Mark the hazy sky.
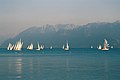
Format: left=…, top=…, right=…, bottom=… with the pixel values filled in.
left=0, top=0, right=120, bottom=36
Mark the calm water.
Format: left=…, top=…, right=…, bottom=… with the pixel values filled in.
left=0, top=48, right=120, bottom=80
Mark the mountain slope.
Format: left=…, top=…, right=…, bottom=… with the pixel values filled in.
left=1, top=21, right=120, bottom=48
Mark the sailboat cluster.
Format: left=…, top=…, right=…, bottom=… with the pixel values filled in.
left=7, top=38, right=113, bottom=51
left=7, top=39, right=70, bottom=51
left=7, top=39, right=23, bottom=51
left=93, top=39, right=113, bottom=51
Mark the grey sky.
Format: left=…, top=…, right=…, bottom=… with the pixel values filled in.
left=0, top=0, right=120, bottom=36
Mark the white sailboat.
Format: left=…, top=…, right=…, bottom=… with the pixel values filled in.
left=50, top=46, right=52, bottom=49
left=36, top=43, right=41, bottom=50
left=10, top=44, right=14, bottom=50
left=7, top=43, right=14, bottom=50
left=64, top=41, right=69, bottom=51
left=7, top=43, right=12, bottom=50
left=14, top=39, right=23, bottom=51
left=111, top=46, right=113, bottom=48
left=62, top=45, right=65, bottom=49
left=91, top=46, right=93, bottom=48
left=27, top=43, right=33, bottom=50
left=98, top=45, right=102, bottom=50
left=40, top=45, right=44, bottom=50
left=102, top=39, right=109, bottom=50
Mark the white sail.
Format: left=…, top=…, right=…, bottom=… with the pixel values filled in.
left=98, top=45, right=102, bottom=50
left=64, top=41, right=69, bottom=50
left=62, top=45, right=64, bottom=49
left=27, top=43, right=33, bottom=50
left=7, top=43, right=14, bottom=50
left=66, top=42, right=69, bottom=49
left=14, top=39, right=23, bottom=51
left=40, top=45, right=44, bottom=50
left=111, top=46, right=113, bottom=48
left=36, top=43, right=41, bottom=50
left=91, top=46, right=93, bottom=48
left=7, top=43, right=11, bottom=50
left=50, top=46, right=52, bottom=49
left=27, top=45, right=29, bottom=49
left=10, top=44, right=14, bottom=50
left=102, top=39, right=109, bottom=50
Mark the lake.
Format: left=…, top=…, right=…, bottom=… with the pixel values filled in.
left=0, top=48, right=120, bottom=80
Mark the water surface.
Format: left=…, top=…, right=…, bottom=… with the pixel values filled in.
left=0, top=48, right=120, bottom=80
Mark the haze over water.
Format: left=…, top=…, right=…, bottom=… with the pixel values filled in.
left=0, top=0, right=120, bottom=36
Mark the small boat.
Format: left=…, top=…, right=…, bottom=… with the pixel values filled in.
left=91, top=46, right=93, bottom=48
left=102, top=39, right=109, bottom=50
left=7, top=43, right=14, bottom=50
left=40, top=45, right=44, bottom=50
left=98, top=45, right=102, bottom=50
left=27, top=43, right=33, bottom=50
left=36, top=43, right=41, bottom=50
left=111, top=46, right=113, bottom=48
left=7, top=43, right=12, bottom=50
left=64, top=41, right=69, bottom=51
left=62, top=45, right=64, bottom=49
left=50, top=46, right=52, bottom=49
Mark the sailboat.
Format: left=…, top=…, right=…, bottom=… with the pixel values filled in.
left=7, top=43, right=14, bottom=50
left=64, top=41, right=70, bottom=51
left=102, top=39, right=109, bottom=50
left=27, top=43, right=33, bottom=50
left=40, top=45, right=44, bottom=50
left=111, top=46, right=113, bottom=48
left=91, top=46, right=93, bottom=48
left=14, top=39, right=23, bottom=51
left=98, top=45, right=102, bottom=50
left=36, top=43, right=41, bottom=50
left=7, top=43, right=12, bottom=50
left=62, top=45, right=65, bottom=49
left=50, top=46, right=52, bottom=49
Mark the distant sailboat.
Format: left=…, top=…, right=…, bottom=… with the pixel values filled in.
left=7, top=43, right=14, bottom=50
left=91, top=46, right=93, bottom=48
left=27, top=43, right=33, bottom=50
left=111, top=46, right=113, bottom=48
left=64, top=41, right=69, bottom=51
left=40, top=45, right=44, bottom=50
left=62, top=45, right=65, bottom=49
left=14, top=39, right=23, bottom=51
left=102, top=39, right=109, bottom=50
left=7, top=43, right=12, bottom=50
left=50, top=46, right=52, bottom=49
left=36, top=43, right=41, bottom=50
left=98, top=45, right=102, bottom=50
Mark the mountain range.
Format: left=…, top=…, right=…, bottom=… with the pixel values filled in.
left=1, top=20, right=120, bottom=48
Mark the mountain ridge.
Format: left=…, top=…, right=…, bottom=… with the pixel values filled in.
left=1, top=21, right=120, bottom=48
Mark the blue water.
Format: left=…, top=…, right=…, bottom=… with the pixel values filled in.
left=0, top=48, right=120, bottom=80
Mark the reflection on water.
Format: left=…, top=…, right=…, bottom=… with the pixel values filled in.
left=0, top=50, right=120, bottom=80
left=15, top=58, right=22, bottom=78
left=8, top=58, right=23, bottom=79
